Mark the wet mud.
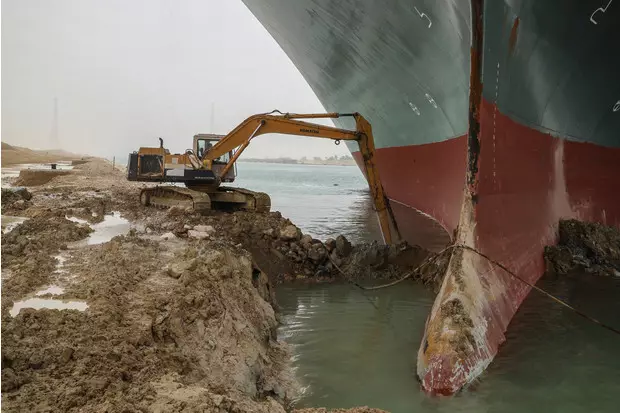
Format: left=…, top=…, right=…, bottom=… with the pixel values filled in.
left=2, top=158, right=413, bottom=412
left=544, top=219, right=620, bottom=277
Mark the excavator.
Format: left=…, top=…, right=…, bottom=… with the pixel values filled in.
left=126, top=111, right=398, bottom=243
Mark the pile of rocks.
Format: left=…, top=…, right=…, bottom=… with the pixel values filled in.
left=212, top=211, right=356, bottom=280
left=133, top=208, right=429, bottom=284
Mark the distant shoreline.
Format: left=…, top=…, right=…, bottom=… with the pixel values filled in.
left=238, top=158, right=357, bottom=167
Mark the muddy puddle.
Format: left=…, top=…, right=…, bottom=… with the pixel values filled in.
left=35, top=285, right=65, bottom=296
left=1, top=216, right=29, bottom=234
left=9, top=297, right=88, bottom=317
left=68, top=211, right=130, bottom=246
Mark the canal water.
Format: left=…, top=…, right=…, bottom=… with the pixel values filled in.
left=233, top=162, right=620, bottom=412
left=232, top=161, right=382, bottom=244
left=277, top=276, right=620, bottom=412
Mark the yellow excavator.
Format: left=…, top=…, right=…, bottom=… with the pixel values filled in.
left=127, top=111, right=398, bottom=243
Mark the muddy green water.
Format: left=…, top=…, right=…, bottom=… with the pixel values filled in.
left=235, top=163, right=619, bottom=411
left=277, top=276, right=620, bottom=412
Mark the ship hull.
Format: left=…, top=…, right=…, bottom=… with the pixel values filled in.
left=243, top=0, right=620, bottom=394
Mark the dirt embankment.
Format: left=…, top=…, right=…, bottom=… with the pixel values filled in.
left=2, top=234, right=293, bottom=412
left=3, top=157, right=412, bottom=412
left=1, top=141, right=84, bottom=166
left=1, top=159, right=296, bottom=412
left=14, top=169, right=73, bottom=186
left=544, top=219, right=620, bottom=277
left=135, top=208, right=433, bottom=287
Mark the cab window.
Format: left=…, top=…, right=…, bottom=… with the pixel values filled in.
left=196, top=139, right=211, bottom=158
left=197, top=139, right=230, bottom=163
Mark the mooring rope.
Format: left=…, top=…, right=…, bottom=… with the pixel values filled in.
left=329, top=244, right=620, bottom=336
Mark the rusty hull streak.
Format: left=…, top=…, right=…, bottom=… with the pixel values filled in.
left=467, top=0, right=484, bottom=197
left=509, top=17, right=520, bottom=55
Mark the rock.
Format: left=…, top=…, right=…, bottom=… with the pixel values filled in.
left=270, top=248, right=284, bottom=260
left=15, top=187, right=32, bottom=201
left=314, top=265, right=330, bottom=277
left=167, top=259, right=197, bottom=279
left=289, top=242, right=301, bottom=253
left=300, top=234, right=313, bottom=246
left=325, top=238, right=336, bottom=252
left=167, top=206, right=185, bottom=216
left=87, top=377, right=110, bottom=391
left=307, top=243, right=327, bottom=264
left=1, top=368, right=18, bottom=392
left=335, top=235, right=352, bottom=257
left=188, top=230, right=209, bottom=240
left=263, top=228, right=275, bottom=237
left=60, top=347, right=74, bottom=364
left=194, top=225, right=215, bottom=234
left=286, top=250, right=301, bottom=263
left=160, top=232, right=176, bottom=240
left=212, top=394, right=224, bottom=407
left=329, top=250, right=342, bottom=267
left=13, top=200, right=26, bottom=209
left=231, top=224, right=244, bottom=237
left=279, top=225, right=301, bottom=241
left=183, top=224, right=192, bottom=230
left=146, top=227, right=153, bottom=234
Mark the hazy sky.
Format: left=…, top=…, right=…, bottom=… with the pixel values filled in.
left=1, top=0, right=350, bottom=159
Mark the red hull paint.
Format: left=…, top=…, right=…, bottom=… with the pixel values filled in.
left=352, top=136, right=467, bottom=252
left=352, top=97, right=620, bottom=394
left=416, top=98, right=620, bottom=394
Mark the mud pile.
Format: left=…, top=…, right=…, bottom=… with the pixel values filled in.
left=1, top=187, right=33, bottom=212
left=15, top=169, right=71, bottom=186
left=2, top=233, right=294, bottom=412
left=544, top=219, right=620, bottom=277
left=1, top=213, right=92, bottom=301
left=146, top=210, right=429, bottom=284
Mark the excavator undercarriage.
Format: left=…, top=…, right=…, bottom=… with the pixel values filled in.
left=139, top=185, right=270, bottom=213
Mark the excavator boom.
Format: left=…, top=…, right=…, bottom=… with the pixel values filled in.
left=204, top=112, right=359, bottom=161
left=203, top=111, right=399, bottom=244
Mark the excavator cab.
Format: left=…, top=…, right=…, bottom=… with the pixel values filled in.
left=193, top=134, right=235, bottom=183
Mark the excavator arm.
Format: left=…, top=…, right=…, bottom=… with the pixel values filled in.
left=204, top=111, right=399, bottom=244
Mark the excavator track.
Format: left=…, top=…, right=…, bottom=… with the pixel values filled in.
left=140, top=186, right=211, bottom=212
left=139, top=186, right=270, bottom=213
left=218, top=186, right=271, bottom=213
